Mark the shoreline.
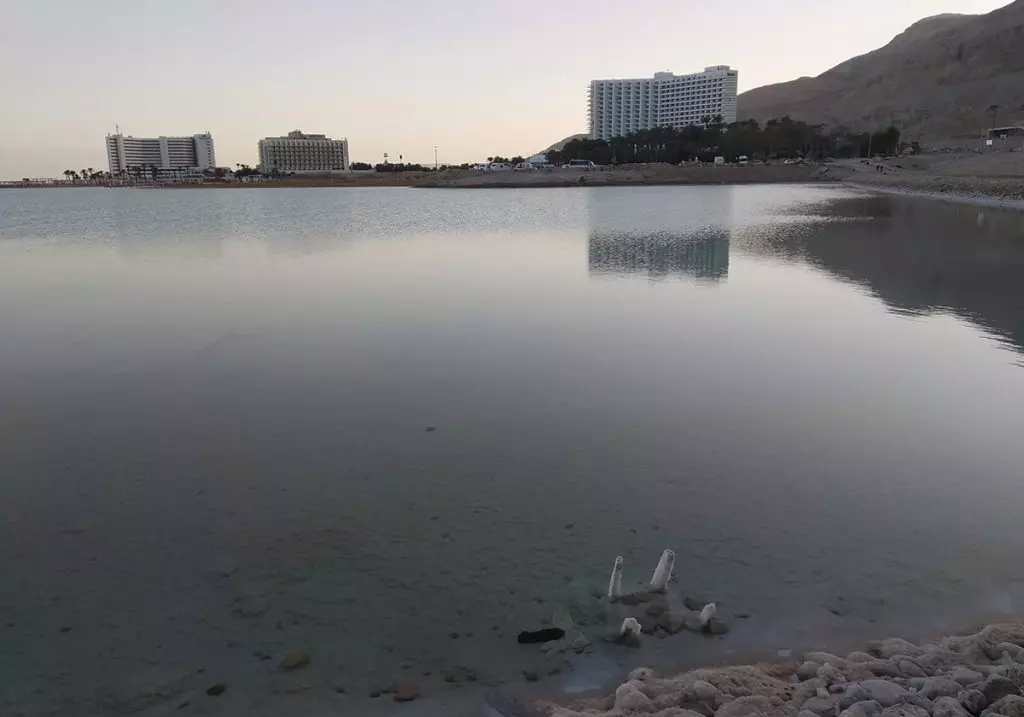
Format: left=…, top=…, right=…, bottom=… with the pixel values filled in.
left=525, top=621, right=1024, bottom=717
left=846, top=179, right=1024, bottom=211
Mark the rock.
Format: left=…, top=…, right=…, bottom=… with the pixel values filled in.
left=984, top=694, right=1024, bottom=717
left=881, top=705, right=929, bottom=717
left=231, top=597, right=267, bottom=618
left=961, top=689, right=988, bottom=715
left=896, top=660, right=928, bottom=678
left=638, top=614, right=660, bottom=635
left=658, top=609, right=689, bottom=635
left=629, top=667, right=656, bottom=681
left=953, top=668, right=986, bottom=687
left=796, top=661, right=822, bottom=680
left=684, top=596, right=708, bottom=611
left=618, top=690, right=653, bottom=712
left=714, top=696, right=774, bottom=717
left=866, top=661, right=903, bottom=678
left=848, top=652, right=876, bottom=663
left=645, top=601, right=668, bottom=618
left=869, top=639, right=923, bottom=660
left=807, top=652, right=846, bottom=666
left=840, top=700, right=883, bottom=717
left=800, top=712, right=822, bottom=717
left=819, top=663, right=846, bottom=685
left=857, top=680, right=909, bottom=708
left=279, top=652, right=310, bottom=670
left=706, top=619, right=731, bottom=635
left=205, top=683, right=227, bottom=696
left=921, top=677, right=964, bottom=701
left=982, top=676, right=1020, bottom=705
left=933, top=696, right=974, bottom=717
left=694, top=681, right=720, bottom=702
left=802, top=695, right=838, bottom=715
left=998, top=644, right=1024, bottom=663
left=517, top=628, right=564, bottom=644
left=897, top=694, right=934, bottom=712
left=523, top=670, right=539, bottom=682
left=840, top=686, right=871, bottom=710
left=393, top=684, right=419, bottom=702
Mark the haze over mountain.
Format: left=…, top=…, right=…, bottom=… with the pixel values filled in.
left=737, top=0, right=1024, bottom=140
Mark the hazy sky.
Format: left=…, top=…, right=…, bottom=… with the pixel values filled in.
left=0, top=0, right=1009, bottom=178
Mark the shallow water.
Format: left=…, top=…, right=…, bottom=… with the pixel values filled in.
left=1, top=185, right=1024, bottom=716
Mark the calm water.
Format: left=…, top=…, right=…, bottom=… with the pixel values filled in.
left=2, top=186, right=1024, bottom=716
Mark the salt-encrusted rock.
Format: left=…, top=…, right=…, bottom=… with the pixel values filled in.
left=960, top=689, right=988, bottom=715
left=933, top=696, right=974, bottom=717
left=856, top=680, right=909, bottom=708
left=952, top=668, right=986, bottom=687
left=840, top=700, right=883, bottom=717
left=981, top=675, right=1020, bottom=706
left=797, top=662, right=822, bottom=681
left=714, top=696, right=775, bottom=717
left=919, top=677, right=963, bottom=701
left=984, top=694, right=1024, bottom=717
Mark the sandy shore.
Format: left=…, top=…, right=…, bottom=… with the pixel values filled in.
left=414, top=164, right=838, bottom=188
left=529, top=622, right=1024, bottom=717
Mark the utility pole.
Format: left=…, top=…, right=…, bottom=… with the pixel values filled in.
left=434, top=145, right=438, bottom=171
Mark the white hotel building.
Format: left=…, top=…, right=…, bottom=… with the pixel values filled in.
left=257, top=130, right=350, bottom=173
left=105, top=133, right=216, bottom=175
left=589, top=66, right=738, bottom=140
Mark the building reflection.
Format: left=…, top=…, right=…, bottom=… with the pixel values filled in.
left=588, top=229, right=730, bottom=281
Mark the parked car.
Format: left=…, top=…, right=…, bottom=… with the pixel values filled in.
left=513, top=163, right=535, bottom=171
left=562, top=159, right=597, bottom=169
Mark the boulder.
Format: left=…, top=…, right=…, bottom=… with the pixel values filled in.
left=840, top=700, right=883, bottom=717
left=880, top=704, right=929, bottom=717
left=984, top=694, right=1024, bottom=717
left=961, top=689, right=988, bottom=715
left=933, top=696, right=973, bottom=717
left=952, top=668, right=986, bottom=687
left=896, top=694, right=934, bottom=712
left=896, top=660, right=927, bottom=678
left=982, top=676, right=1020, bottom=706
left=839, top=685, right=870, bottom=710
left=847, top=652, right=875, bottom=664
left=855, top=681, right=909, bottom=708
left=919, top=677, right=963, bottom=701
left=802, top=695, right=838, bottom=716
left=866, top=661, right=903, bottom=679
left=618, top=690, right=653, bottom=712
left=807, top=652, right=846, bottom=666
left=798, top=662, right=823, bottom=681
left=714, top=696, right=774, bottom=717
left=694, top=681, right=720, bottom=702
left=868, top=640, right=923, bottom=659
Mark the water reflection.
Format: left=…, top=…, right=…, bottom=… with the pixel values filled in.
left=589, top=230, right=730, bottom=281
left=739, top=194, right=1024, bottom=356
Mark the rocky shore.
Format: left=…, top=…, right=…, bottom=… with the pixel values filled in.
left=414, top=164, right=838, bottom=188
left=533, top=622, right=1024, bottom=717
left=846, top=172, right=1024, bottom=209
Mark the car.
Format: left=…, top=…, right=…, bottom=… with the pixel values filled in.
left=513, top=163, right=535, bottom=171
left=562, top=159, right=597, bottom=169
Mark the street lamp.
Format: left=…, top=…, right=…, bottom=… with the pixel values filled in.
left=434, top=145, right=438, bottom=171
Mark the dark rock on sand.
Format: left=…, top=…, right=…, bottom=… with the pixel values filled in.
left=205, top=683, right=227, bottom=696
left=982, top=675, right=1020, bottom=705
left=523, top=670, right=539, bottom=682
left=518, top=628, right=565, bottom=644
left=959, top=689, right=987, bottom=715
left=394, top=684, right=419, bottom=702
left=279, top=652, right=310, bottom=670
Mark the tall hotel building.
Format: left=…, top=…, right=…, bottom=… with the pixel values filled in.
left=588, top=66, right=738, bottom=140
left=105, top=133, right=216, bottom=174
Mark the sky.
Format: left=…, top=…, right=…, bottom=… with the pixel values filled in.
left=0, top=0, right=1011, bottom=179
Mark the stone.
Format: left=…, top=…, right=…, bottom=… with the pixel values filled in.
left=869, top=639, right=923, bottom=660
left=921, top=677, right=964, bottom=701
left=279, top=652, right=310, bottom=670
left=984, top=694, right=1024, bottom=717
left=848, top=652, right=876, bottom=663
left=897, top=694, right=934, bottom=712
left=684, top=596, right=708, bottom=611
left=807, top=652, right=846, bottom=666
left=933, top=696, right=973, bottom=717
left=658, top=609, right=689, bottom=635
left=856, top=681, right=909, bottom=708
left=840, top=700, right=883, bottom=717
left=952, top=668, right=986, bottom=687
left=393, top=684, right=419, bottom=702
left=982, top=676, right=1020, bottom=706
left=897, top=660, right=928, bottom=678
left=802, top=695, right=838, bottom=715
left=517, top=628, right=564, bottom=644
left=866, top=661, right=903, bottom=678
left=523, top=670, right=539, bottom=682
left=645, top=601, right=668, bottom=618
left=694, top=681, right=719, bottom=702
left=714, top=696, right=774, bottom=717
left=205, top=683, right=227, bottom=696
left=799, top=712, right=823, bottom=717
left=961, top=689, right=988, bottom=715
left=618, top=690, right=653, bottom=712
left=998, top=644, right=1024, bottom=663
left=881, top=705, right=929, bottom=717
left=798, top=662, right=823, bottom=681
left=840, top=685, right=871, bottom=710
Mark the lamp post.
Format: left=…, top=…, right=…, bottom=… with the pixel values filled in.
left=434, top=145, right=438, bottom=171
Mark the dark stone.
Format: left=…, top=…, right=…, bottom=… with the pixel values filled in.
left=205, top=683, right=227, bottom=697
left=982, top=675, right=1020, bottom=706
left=466, top=670, right=480, bottom=682
left=684, top=596, right=708, bottom=611
left=443, top=672, right=457, bottom=683
left=279, top=652, right=311, bottom=670
left=335, top=687, right=346, bottom=694
left=645, top=602, right=668, bottom=618
left=517, top=628, right=565, bottom=644
left=425, top=426, right=437, bottom=432
left=960, top=689, right=987, bottom=715
left=523, top=670, right=539, bottom=682
left=548, top=667, right=562, bottom=676
left=449, top=632, right=460, bottom=639
left=736, top=613, right=751, bottom=619
left=394, top=684, right=419, bottom=702
left=934, top=696, right=973, bottom=717
left=59, top=626, right=72, bottom=633
left=369, top=690, right=382, bottom=698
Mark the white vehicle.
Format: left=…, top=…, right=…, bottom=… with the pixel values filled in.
left=513, top=163, right=535, bottom=171
left=737, top=155, right=749, bottom=165
left=563, top=159, right=597, bottom=169
left=487, top=162, right=513, bottom=171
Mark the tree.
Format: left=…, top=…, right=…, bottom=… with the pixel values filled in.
left=350, top=162, right=373, bottom=170
left=510, top=155, right=525, bottom=165
left=63, top=170, right=73, bottom=182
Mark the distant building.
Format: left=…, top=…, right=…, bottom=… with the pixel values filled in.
left=588, top=66, right=739, bottom=141
left=257, top=130, right=350, bottom=173
left=105, top=133, right=216, bottom=175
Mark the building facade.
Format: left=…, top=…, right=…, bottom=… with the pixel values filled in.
left=588, top=66, right=738, bottom=141
left=257, top=130, right=350, bottom=173
left=105, top=133, right=216, bottom=175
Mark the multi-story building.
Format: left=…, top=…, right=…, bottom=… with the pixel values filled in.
left=257, top=130, right=350, bottom=173
left=588, top=66, right=739, bottom=140
left=105, top=133, right=216, bottom=175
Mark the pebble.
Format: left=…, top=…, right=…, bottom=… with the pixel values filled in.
left=393, top=684, right=419, bottom=702
left=523, top=670, right=539, bottom=682
left=279, top=652, right=310, bottom=670
left=205, top=683, right=227, bottom=696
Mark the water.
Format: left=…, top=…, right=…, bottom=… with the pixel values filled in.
left=1, top=185, right=1023, bottom=716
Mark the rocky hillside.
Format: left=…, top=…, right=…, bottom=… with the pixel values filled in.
left=738, top=0, right=1024, bottom=141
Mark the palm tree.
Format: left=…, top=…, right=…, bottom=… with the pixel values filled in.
left=988, top=104, right=1000, bottom=130
left=63, top=170, right=73, bottom=182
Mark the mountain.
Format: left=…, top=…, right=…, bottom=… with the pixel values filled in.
left=536, top=134, right=587, bottom=156
left=737, top=0, right=1024, bottom=140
